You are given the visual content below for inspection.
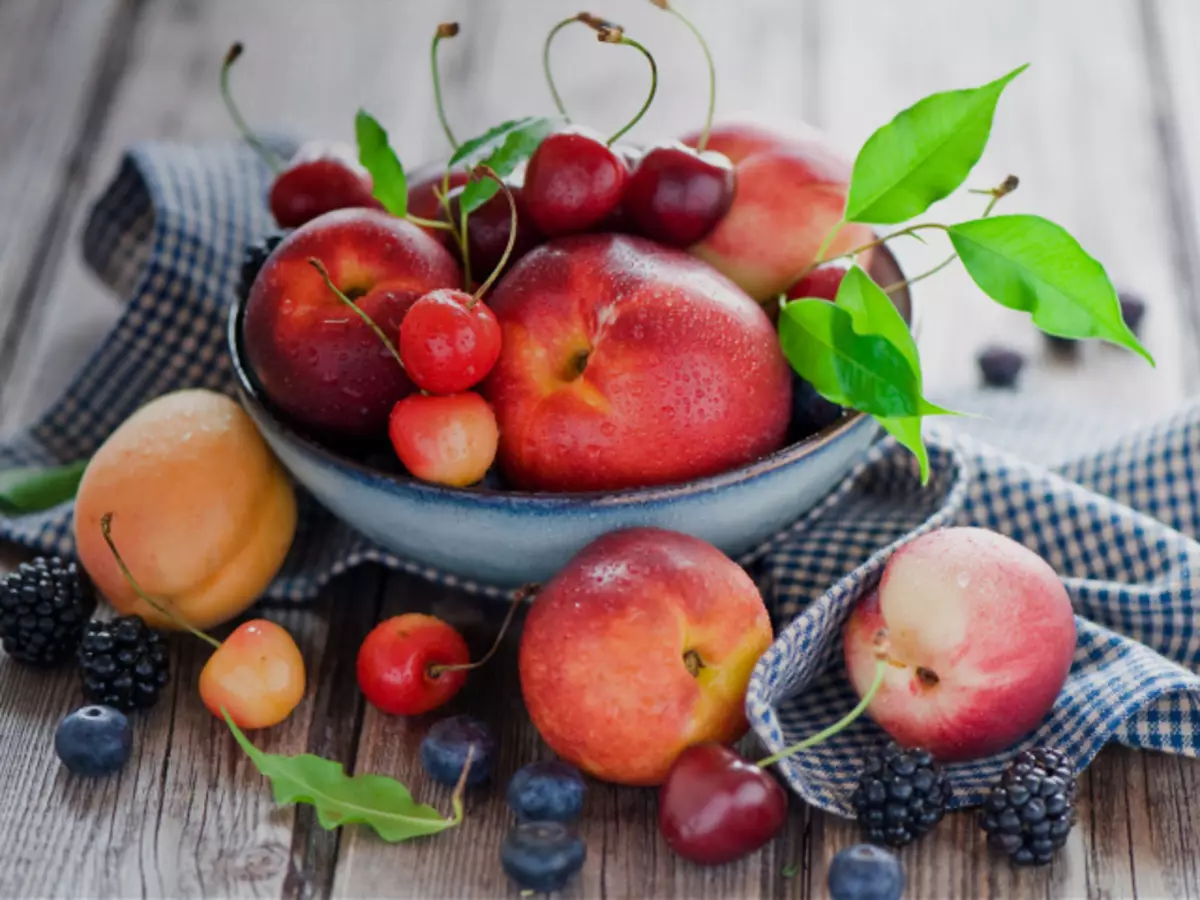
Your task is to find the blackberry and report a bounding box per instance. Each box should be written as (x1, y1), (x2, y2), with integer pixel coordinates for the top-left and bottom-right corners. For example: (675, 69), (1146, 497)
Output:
(78, 615), (170, 712)
(980, 747), (1077, 866)
(851, 742), (951, 847)
(238, 233), (286, 301)
(0, 557), (96, 667)
(977, 345), (1025, 389)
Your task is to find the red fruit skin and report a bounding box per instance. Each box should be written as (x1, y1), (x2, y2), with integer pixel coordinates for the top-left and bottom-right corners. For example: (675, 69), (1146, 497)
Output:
(243, 208), (460, 438)
(270, 142), (382, 228)
(357, 613), (470, 716)
(624, 144), (736, 247)
(482, 233), (793, 492)
(399, 289), (502, 394)
(408, 165), (471, 240)
(524, 129), (629, 235)
(658, 743), (788, 865)
(388, 392), (499, 487)
(785, 265), (848, 302)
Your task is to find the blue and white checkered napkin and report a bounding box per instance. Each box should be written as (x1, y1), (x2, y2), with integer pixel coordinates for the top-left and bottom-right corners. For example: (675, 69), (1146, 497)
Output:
(1, 143), (1197, 814)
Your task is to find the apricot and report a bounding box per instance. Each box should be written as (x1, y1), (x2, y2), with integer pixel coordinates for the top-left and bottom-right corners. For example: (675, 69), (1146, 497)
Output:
(74, 389), (297, 630)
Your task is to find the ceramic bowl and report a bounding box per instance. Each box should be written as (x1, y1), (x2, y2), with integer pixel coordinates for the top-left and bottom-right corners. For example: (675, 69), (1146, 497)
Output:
(227, 248), (911, 587)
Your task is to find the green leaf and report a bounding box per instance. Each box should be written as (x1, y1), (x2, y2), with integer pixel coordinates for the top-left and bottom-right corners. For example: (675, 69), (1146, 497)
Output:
(845, 65), (1027, 224)
(0, 460), (88, 515)
(225, 712), (459, 842)
(458, 117), (556, 214)
(947, 214), (1154, 363)
(877, 416), (930, 483)
(448, 116), (553, 168)
(355, 109), (407, 217)
(833, 266), (921, 372)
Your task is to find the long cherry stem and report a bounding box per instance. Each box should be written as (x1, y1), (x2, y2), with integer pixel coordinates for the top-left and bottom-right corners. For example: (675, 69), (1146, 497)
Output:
(431, 23), (461, 150)
(653, 1), (716, 151)
(308, 258), (406, 371)
(468, 166), (519, 305)
(220, 43), (284, 174)
(597, 28), (658, 146)
(756, 635), (891, 769)
(428, 584), (537, 678)
(542, 13), (618, 122)
(100, 513), (221, 649)
(447, 746), (476, 824)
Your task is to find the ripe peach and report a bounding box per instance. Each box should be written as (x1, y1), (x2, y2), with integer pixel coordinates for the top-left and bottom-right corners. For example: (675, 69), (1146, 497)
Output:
(201, 619), (306, 729)
(519, 528), (774, 786)
(482, 234), (793, 492)
(843, 527), (1077, 761)
(74, 390), (297, 631)
(683, 121), (874, 301)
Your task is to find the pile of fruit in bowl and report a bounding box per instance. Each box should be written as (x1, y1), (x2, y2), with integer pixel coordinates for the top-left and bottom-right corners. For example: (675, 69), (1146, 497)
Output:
(0, 1), (1158, 897)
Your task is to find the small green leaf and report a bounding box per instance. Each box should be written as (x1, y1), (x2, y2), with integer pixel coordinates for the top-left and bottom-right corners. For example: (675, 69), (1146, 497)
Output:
(356, 109), (407, 217)
(458, 117), (556, 214)
(225, 712), (459, 842)
(448, 116), (553, 168)
(0, 460), (88, 515)
(833, 266), (921, 372)
(948, 214), (1154, 363)
(845, 65), (1027, 224)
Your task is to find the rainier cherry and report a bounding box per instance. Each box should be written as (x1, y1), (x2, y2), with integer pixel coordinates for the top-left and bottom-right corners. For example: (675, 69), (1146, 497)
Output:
(357, 613), (470, 715)
(400, 290), (502, 394)
(389, 393), (499, 487)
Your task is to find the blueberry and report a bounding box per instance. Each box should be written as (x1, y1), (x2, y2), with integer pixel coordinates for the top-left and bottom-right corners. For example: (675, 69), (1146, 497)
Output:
(977, 345), (1025, 388)
(508, 760), (586, 823)
(54, 705), (132, 777)
(420, 715), (495, 788)
(828, 844), (905, 900)
(1119, 290), (1147, 336)
(500, 821), (586, 893)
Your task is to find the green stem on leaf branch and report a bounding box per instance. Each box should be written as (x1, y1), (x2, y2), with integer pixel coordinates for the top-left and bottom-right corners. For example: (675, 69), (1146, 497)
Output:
(219, 43), (285, 174)
(308, 257), (406, 371)
(595, 27), (659, 146)
(650, 0), (716, 151)
(431, 23), (461, 150)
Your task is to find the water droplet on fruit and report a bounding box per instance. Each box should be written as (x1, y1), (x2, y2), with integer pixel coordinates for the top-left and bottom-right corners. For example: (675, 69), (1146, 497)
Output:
(322, 370), (339, 384)
(342, 385), (363, 400)
(957, 572), (971, 589)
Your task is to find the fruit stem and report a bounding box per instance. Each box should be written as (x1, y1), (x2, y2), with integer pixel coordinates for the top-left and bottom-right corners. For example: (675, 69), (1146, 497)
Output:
(812, 219), (845, 269)
(542, 13), (617, 122)
(99, 513), (222, 650)
(219, 43), (285, 174)
(407, 214), (455, 232)
(653, 2), (716, 151)
(468, 166), (519, 305)
(446, 745), (475, 825)
(307, 257), (406, 371)
(428, 584), (537, 678)
(597, 28), (658, 146)
(795, 222), (949, 283)
(460, 203), (474, 293)
(755, 637), (891, 769)
(431, 23), (461, 150)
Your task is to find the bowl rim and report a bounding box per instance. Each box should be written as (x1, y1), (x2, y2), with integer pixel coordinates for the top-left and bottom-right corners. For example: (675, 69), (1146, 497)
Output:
(227, 242), (913, 508)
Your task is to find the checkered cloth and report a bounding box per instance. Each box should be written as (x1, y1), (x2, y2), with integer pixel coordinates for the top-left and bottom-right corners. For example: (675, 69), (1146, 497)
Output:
(1, 143), (1197, 814)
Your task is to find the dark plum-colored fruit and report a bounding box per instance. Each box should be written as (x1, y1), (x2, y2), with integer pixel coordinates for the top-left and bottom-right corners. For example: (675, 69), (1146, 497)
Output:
(624, 143), (735, 246)
(507, 760), (587, 823)
(54, 705), (132, 777)
(500, 821), (586, 893)
(420, 714), (496, 788)
(827, 844), (905, 900)
(524, 128), (628, 235)
(792, 374), (844, 439)
(977, 345), (1025, 389)
(439, 184), (543, 282)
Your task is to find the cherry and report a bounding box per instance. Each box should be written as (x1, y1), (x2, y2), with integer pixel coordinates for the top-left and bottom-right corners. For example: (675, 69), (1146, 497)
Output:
(408, 165), (470, 227)
(389, 393), (499, 487)
(625, 143), (735, 246)
(200, 619), (306, 729)
(399, 289), (502, 395)
(786, 265), (849, 302)
(357, 613), (470, 715)
(269, 141), (381, 228)
(658, 743), (788, 865)
(524, 128), (630, 236)
(440, 184), (543, 280)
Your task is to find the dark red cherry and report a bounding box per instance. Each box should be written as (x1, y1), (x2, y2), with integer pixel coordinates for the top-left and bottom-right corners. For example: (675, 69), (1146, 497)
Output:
(624, 143), (735, 247)
(440, 184), (544, 282)
(658, 743), (788, 866)
(786, 265), (849, 302)
(269, 141), (381, 228)
(524, 128), (629, 235)
(407, 165), (471, 239)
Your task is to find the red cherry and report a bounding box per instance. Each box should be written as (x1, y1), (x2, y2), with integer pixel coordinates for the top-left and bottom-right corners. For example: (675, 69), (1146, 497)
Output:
(440, 185), (544, 280)
(399, 289), (502, 394)
(658, 743), (788, 865)
(524, 129), (629, 235)
(624, 143), (735, 247)
(357, 613), (470, 716)
(786, 265), (849, 302)
(408, 165), (471, 240)
(269, 141), (381, 228)
(389, 392), (499, 487)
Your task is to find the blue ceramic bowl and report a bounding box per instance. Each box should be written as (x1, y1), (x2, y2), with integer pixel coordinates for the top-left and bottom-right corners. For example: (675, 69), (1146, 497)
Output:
(228, 248), (911, 587)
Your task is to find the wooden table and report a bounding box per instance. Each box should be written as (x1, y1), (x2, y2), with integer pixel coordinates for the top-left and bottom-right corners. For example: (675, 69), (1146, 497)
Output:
(2, 1), (1199, 897)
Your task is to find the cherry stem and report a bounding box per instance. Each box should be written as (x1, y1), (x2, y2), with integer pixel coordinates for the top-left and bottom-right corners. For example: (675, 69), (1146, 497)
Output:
(542, 13), (618, 122)
(447, 745), (475, 825)
(431, 23), (461, 150)
(428, 584), (537, 679)
(219, 43), (284, 175)
(307, 257), (406, 371)
(597, 29), (658, 146)
(468, 166), (519, 305)
(756, 652), (889, 769)
(99, 513), (221, 650)
(407, 213), (454, 232)
(656, 3), (716, 151)
(460, 203), (474, 293)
